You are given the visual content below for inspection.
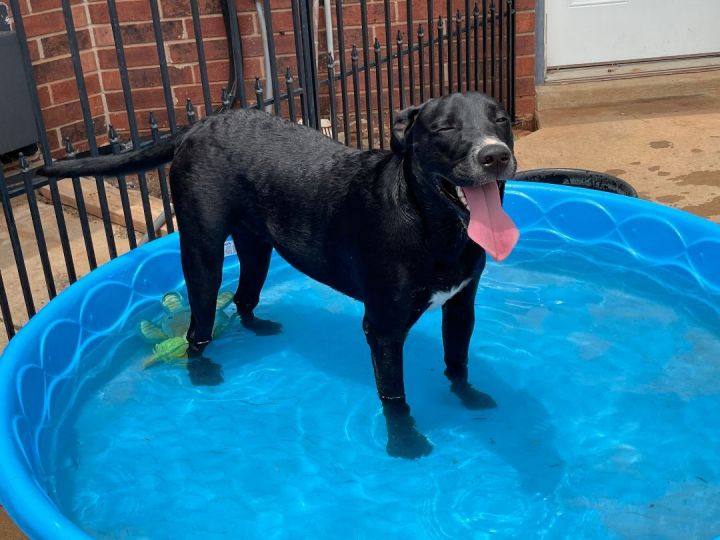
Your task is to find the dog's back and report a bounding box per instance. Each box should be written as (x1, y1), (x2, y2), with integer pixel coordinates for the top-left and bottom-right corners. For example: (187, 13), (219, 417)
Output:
(170, 108), (410, 300)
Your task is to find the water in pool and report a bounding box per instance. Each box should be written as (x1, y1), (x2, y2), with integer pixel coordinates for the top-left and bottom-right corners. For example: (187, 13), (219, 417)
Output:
(46, 241), (720, 539)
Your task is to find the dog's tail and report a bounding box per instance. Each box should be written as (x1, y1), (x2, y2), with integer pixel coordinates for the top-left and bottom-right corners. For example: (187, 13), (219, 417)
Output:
(36, 133), (179, 178)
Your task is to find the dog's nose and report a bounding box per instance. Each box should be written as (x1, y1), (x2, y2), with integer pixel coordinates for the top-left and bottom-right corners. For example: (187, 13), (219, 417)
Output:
(477, 144), (511, 171)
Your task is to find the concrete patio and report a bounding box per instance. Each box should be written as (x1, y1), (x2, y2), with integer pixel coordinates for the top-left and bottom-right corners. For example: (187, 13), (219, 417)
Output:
(518, 70), (720, 222)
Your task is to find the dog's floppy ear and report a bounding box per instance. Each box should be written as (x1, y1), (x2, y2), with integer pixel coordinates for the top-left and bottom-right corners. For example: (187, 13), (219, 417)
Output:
(391, 105), (421, 154)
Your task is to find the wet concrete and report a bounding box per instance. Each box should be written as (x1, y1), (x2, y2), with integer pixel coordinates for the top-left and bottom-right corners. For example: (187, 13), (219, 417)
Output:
(515, 112), (720, 223)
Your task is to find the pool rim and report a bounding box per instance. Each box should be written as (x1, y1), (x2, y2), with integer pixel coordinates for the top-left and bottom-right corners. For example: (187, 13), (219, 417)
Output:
(1, 182), (719, 539)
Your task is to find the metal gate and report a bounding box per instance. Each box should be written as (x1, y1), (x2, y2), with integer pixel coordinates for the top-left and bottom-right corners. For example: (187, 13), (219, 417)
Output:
(0, 0), (517, 342)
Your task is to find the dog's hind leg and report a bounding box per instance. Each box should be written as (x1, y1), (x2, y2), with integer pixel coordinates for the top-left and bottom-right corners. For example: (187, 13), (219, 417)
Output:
(231, 226), (282, 336)
(182, 236), (224, 349)
(442, 276), (496, 409)
(179, 231), (226, 386)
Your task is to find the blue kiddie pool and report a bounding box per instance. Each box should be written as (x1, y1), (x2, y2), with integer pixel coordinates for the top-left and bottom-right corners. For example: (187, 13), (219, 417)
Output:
(1, 182), (720, 539)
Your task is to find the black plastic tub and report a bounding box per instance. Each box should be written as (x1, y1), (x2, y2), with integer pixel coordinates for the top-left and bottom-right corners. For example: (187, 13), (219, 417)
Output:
(513, 168), (638, 198)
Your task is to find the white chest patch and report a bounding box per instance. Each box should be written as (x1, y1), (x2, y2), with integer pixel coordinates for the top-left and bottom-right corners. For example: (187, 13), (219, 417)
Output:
(428, 278), (472, 310)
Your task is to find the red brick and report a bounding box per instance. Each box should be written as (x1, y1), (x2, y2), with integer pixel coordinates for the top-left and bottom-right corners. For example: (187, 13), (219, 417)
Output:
(98, 45), (160, 69)
(327, 28), (364, 52)
(169, 65), (195, 85)
(105, 92), (122, 111)
(93, 20), (185, 47)
(160, 0), (223, 17)
(49, 79), (79, 104)
(159, 20), (187, 41)
(29, 0), (83, 13)
(342, 3), (390, 26)
(514, 95), (534, 117)
(172, 83), (226, 108)
(37, 85), (52, 108)
(87, 1), (151, 24)
(80, 50), (97, 72)
(369, 24), (413, 47)
(23, 10), (65, 37)
(131, 21), (183, 45)
(265, 9), (298, 34)
(50, 74), (101, 104)
(514, 75), (535, 97)
(59, 115), (107, 148)
(516, 11), (534, 34)
(50, 135), (66, 158)
(392, 0), (468, 26)
(42, 100), (83, 128)
(186, 14), (255, 39)
(108, 111), (131, 132)
(515, 33), (533, 56)
(128, 67), (163, 88)
(24, 4), (88, 32)
(106, 87), (168, 110)
(41, 29), (92, 59)
(207, 58), (267, 87)
(107, 110), (185, 137)
(193, 59), (231, 83)
(267, 0), (291, 9)
(33, 57), (73, 84)
(104, 65), (194, 90)
(240, 33), (296, 57)
(515, 55), (534, 77)
(169, 39), (229, 63)
(28, 39), (41, 62)
(158, 0), (190, 18)
(96, 49), (117, 70)
(515, 0), (534, 12)
(93, 26), (114, 47)
(146, 107), (190, 130)
(103, 67), (189, 92)
(240, 78), (259, 104)
(72, 4), (88, 26)
(90, 94), (104, 116)
(100, 70), (121, 91)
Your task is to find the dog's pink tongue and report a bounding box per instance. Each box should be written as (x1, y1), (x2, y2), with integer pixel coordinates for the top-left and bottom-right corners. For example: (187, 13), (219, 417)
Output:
(463, 183), (519, 262)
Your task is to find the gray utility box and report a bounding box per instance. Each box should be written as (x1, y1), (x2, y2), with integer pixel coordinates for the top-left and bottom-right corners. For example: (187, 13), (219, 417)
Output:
(0, 26), (38, 155)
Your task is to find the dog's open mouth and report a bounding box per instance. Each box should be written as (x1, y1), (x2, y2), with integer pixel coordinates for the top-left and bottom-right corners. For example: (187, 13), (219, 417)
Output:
(439, 178), (520, 262)
(440, 178), (470, 212)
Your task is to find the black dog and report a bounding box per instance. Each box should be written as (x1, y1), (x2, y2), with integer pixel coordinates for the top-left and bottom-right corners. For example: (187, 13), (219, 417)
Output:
(40, 92), (519, 459)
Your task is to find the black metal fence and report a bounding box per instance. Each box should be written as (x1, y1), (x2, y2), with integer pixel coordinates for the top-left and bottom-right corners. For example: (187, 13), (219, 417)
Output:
(0, 0), (517, 342)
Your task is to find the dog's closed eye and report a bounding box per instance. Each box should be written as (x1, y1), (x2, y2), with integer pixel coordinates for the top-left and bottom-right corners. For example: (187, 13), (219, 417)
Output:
(495, 116), (510, 124)
(432, 125), (456, 133)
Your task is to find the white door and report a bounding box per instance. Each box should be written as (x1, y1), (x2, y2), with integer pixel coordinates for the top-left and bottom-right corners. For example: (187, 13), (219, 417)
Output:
(546, 0), (720, 68)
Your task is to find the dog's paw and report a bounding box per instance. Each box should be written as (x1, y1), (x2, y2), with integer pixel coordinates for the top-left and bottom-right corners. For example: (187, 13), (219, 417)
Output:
(384, 410), (433, 459)
(187, 357), (224, 386)
(241, 315), (283, 336)
(451, 381), (497, 410)
(386, 427), (433, 459)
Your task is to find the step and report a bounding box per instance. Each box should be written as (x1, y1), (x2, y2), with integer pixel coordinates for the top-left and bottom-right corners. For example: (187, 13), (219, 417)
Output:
(537, 70), (720, 111)
(37, 176), (167, 235)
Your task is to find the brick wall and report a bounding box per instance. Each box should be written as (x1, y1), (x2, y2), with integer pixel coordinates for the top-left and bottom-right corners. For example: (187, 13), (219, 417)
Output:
(514, 0), (536, 128)
(13, 0), (536, 157)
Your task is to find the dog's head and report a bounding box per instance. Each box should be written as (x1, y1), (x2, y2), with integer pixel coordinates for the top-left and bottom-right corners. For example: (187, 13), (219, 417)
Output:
(391, 92), (519, 261)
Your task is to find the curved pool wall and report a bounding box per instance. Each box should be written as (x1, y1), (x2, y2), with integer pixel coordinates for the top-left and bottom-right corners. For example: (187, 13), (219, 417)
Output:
(1, 182), (719, 539)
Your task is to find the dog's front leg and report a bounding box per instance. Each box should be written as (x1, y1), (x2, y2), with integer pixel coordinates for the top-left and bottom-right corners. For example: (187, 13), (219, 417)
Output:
(442, 277), (497, 410)
(363, 314), (433, 459)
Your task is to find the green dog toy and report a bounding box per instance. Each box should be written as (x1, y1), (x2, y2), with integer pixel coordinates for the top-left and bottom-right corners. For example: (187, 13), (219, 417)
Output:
(139, 291), (234, 369)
